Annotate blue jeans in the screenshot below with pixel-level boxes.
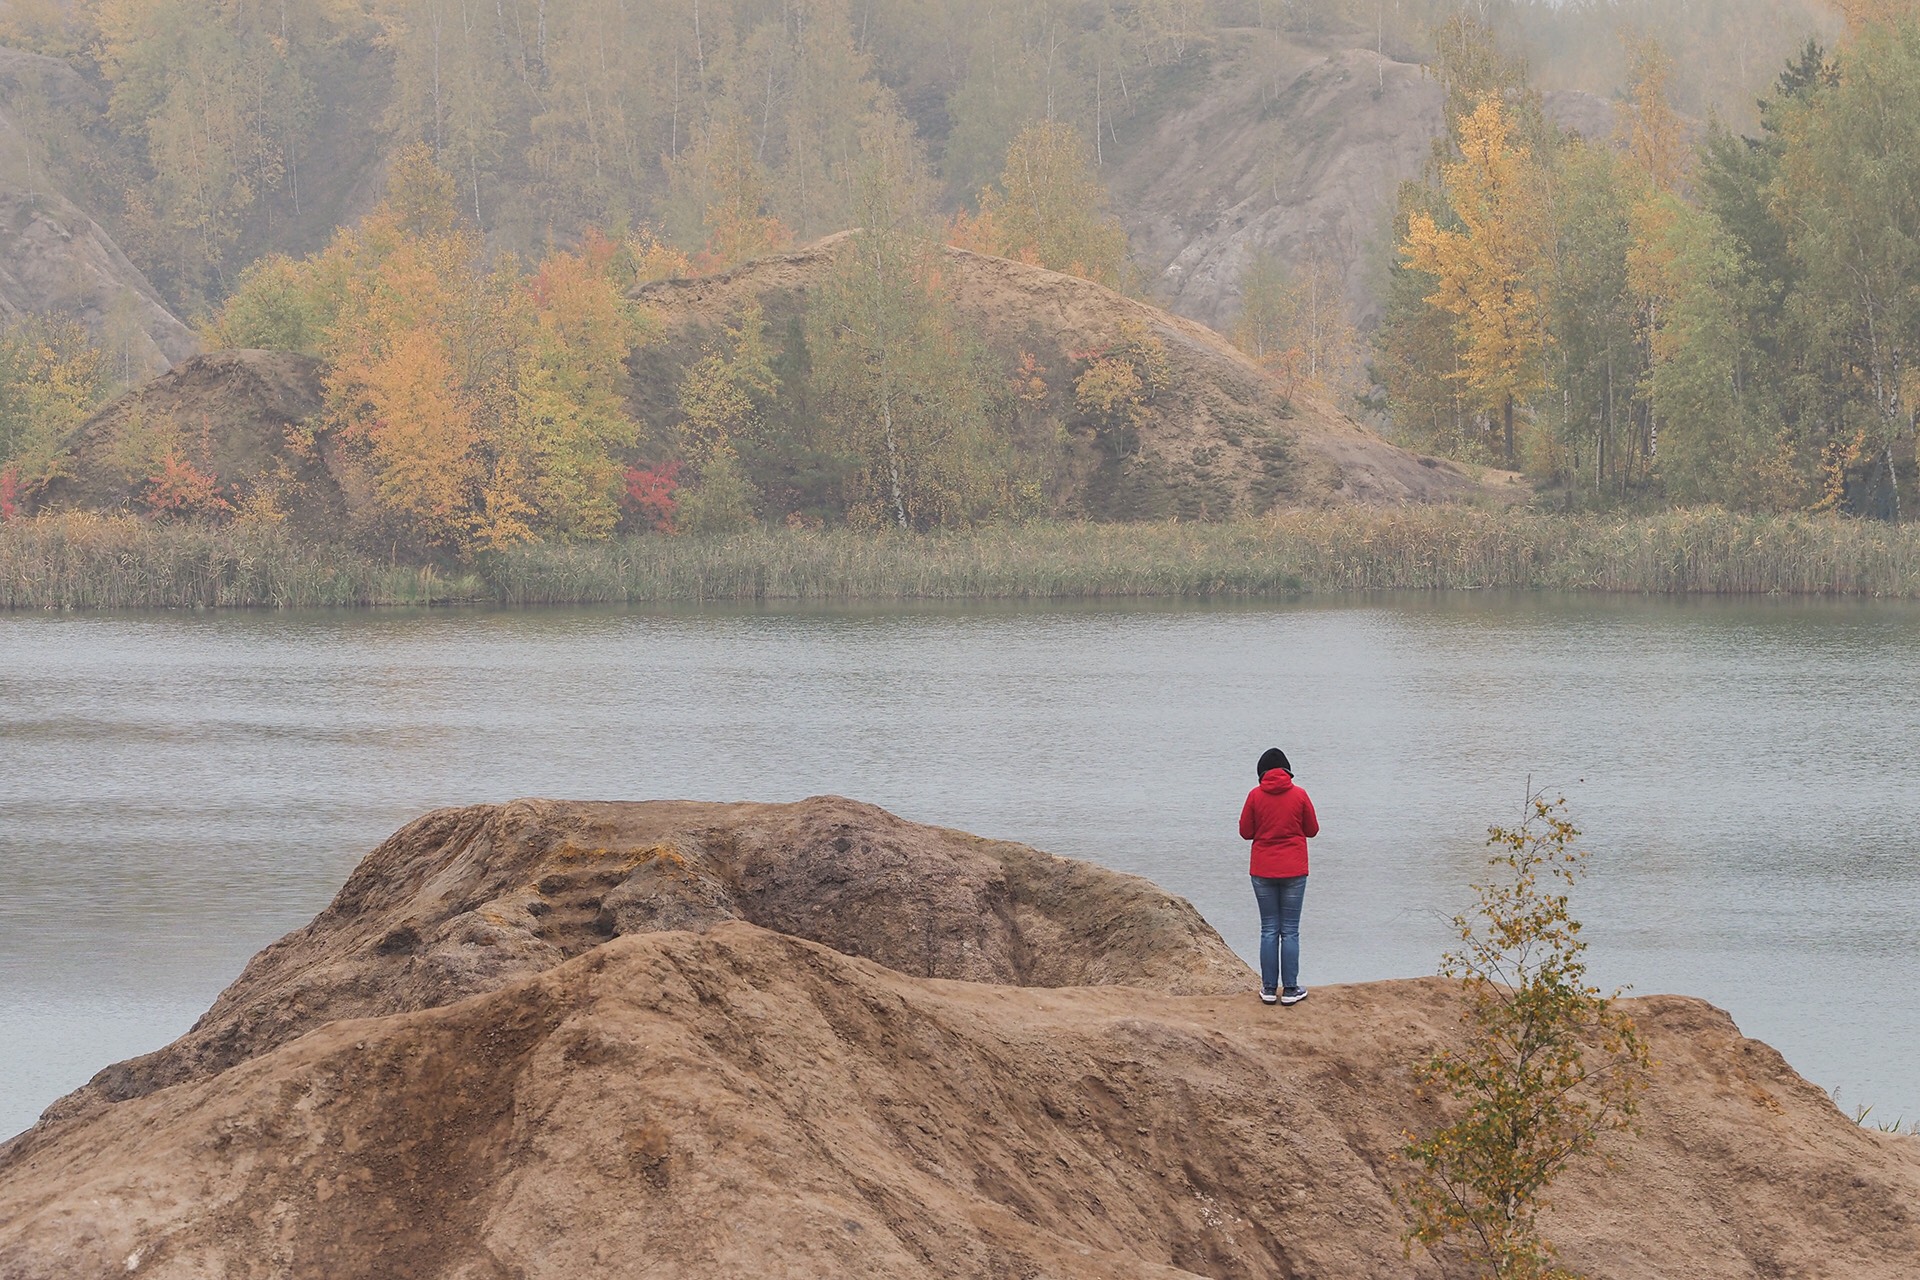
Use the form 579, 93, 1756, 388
1251, 874, 1307, 994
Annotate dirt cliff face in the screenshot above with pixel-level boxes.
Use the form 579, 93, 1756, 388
1113, 30, 1620, 335
35, 350, 337, 533
0, 48, 197, 374
2, 798, 1916, 1279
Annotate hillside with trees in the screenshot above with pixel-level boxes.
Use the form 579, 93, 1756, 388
0, 0, 1912, 550
1378, 7, 1920, 516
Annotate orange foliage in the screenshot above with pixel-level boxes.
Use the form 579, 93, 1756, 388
626, 227, 693, 285
143, 453, 232, 519
1010, 351, 1050, 403
272, 146, 646, 553
350, 327, 480, 544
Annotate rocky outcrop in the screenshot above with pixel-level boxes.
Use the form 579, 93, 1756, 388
2, 798, 1916, 1278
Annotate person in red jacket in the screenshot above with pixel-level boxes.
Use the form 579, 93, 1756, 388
1239, 746, 1319, 1005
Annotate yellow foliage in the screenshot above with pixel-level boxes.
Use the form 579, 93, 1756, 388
1402, 93, 1552, 459
973, 122, 1131, 289
1074, 356, 1147, 426
687, 117, 794, 273
1399, 794, 1650, 1276
1623, 39, 1689, 194
626, 228, 694, 285
253, 149, 648, 553
0, 316, 107, 488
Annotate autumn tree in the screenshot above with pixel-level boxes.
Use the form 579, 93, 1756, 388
1641, 201, 1803, 510
774, 0, 903, 240
964, 120, 1131, 289
505, 235, 645, 541
374, 0, 508, 225
675, 115, 793, 272
1772, 19, 1920, 520
1378, 16, 1535, 461
202, 254, 329, 354
937, 7, 1053, 205
0, 316, 108, 492
1428, 14, 1548, 165
209, 146, 642, 552
526, 0, 661, 230
1540, 139, 1642, 498
85, 0, 355, 306
1376, 185, 1473, 455
1073, 318, 1173, 459
1403, 93, 1553, 464
1400, 793, 1650, 1279
1621, 38, 1688, 197
812, 117, 999, 529
1233, 250, 1361, 403
673, 301, 779, 532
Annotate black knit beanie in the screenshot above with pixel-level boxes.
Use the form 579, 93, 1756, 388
1257, 747, 1291, 778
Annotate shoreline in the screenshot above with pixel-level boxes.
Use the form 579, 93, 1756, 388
6, 507, 1920, 610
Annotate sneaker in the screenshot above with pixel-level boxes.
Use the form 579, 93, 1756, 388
1259, 989, 1278, 1005
1279, 987, 1309, 1006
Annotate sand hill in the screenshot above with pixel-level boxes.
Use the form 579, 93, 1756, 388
35, 350, 334, 531
633, 238, 1481, 514
2, 798, 1916, 1278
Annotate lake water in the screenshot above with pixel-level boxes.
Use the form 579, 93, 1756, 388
3, 596, 1918, 1140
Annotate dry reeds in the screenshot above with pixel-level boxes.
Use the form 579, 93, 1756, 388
485, 509, 1920, 602
4, 508, 1918, 611
0, 513, 479, 610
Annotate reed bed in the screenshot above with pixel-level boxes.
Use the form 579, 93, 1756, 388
0, 513, 481, 610
5, 508, 1920, 610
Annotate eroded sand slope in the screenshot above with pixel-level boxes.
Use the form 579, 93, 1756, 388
2, 799, 1914, 1278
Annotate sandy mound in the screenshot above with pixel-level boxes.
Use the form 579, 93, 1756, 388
34, 350, 337, 530
24, 798, 1246, 1136
2, 913, 1916, 1278
633, 238, 1480, 515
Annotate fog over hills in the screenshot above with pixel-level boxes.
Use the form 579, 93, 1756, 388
3, 0, 1887, 535
0, 0, 1839, 352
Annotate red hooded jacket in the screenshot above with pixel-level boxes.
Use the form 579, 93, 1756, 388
1240, 769, 1319, 878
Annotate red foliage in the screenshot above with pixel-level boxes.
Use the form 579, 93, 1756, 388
144, 453, 233, 520
578, 226, 619, 272
0, 465, 19, 522
622, 460, 681, 533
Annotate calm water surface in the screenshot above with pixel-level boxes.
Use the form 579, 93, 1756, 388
3, 596, 1917, 1139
